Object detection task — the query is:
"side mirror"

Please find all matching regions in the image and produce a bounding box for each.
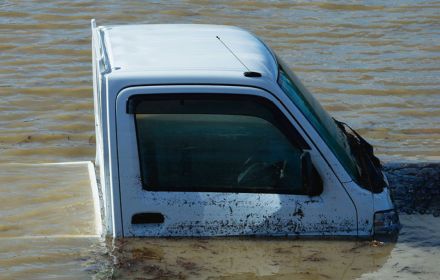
[301,151,323,196]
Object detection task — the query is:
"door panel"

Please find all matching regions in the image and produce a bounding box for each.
[115,85,358,237]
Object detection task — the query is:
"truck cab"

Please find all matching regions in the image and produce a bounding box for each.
[91,20,400,238]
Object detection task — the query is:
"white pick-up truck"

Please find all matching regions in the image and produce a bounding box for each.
[90,19,400,238]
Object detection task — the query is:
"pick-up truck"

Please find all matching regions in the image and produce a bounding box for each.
[90,19,400,238]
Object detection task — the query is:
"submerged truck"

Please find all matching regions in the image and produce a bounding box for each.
[90,20,400,238]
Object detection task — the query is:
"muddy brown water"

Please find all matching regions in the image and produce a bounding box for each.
[1,1,439,279]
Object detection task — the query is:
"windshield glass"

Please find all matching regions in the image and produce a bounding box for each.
[277,58,361,182]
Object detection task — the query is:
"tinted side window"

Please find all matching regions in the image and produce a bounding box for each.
[131,95,310,194]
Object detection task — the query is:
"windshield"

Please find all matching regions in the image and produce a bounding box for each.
[276,58,361,183]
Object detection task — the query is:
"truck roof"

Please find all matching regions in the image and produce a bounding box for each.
[96,24,279,81]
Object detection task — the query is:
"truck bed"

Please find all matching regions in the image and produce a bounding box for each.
[0,161,101,238]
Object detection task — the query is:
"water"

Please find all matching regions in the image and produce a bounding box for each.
[105,215,440,280]
[0,163,102,279]
[1,0,439,279]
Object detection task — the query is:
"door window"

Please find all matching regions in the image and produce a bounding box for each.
[130,94,310,194]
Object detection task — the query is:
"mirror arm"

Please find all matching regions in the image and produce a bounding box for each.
[301,151,323,196]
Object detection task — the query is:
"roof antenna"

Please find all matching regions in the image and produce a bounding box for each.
[216,36,262,78]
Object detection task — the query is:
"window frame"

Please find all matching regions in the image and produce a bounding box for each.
[128,93,311,195]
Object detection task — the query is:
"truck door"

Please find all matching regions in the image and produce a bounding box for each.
[115,85,357,237]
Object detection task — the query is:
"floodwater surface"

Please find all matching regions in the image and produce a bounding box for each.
[106,215,440,280]
[0,0,439,279]
[0,163,102,279]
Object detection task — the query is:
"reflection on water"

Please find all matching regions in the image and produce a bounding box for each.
[2,215,440,279]
[1,0,439,279]
[99,215,440,279]
[107,238,393,280]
